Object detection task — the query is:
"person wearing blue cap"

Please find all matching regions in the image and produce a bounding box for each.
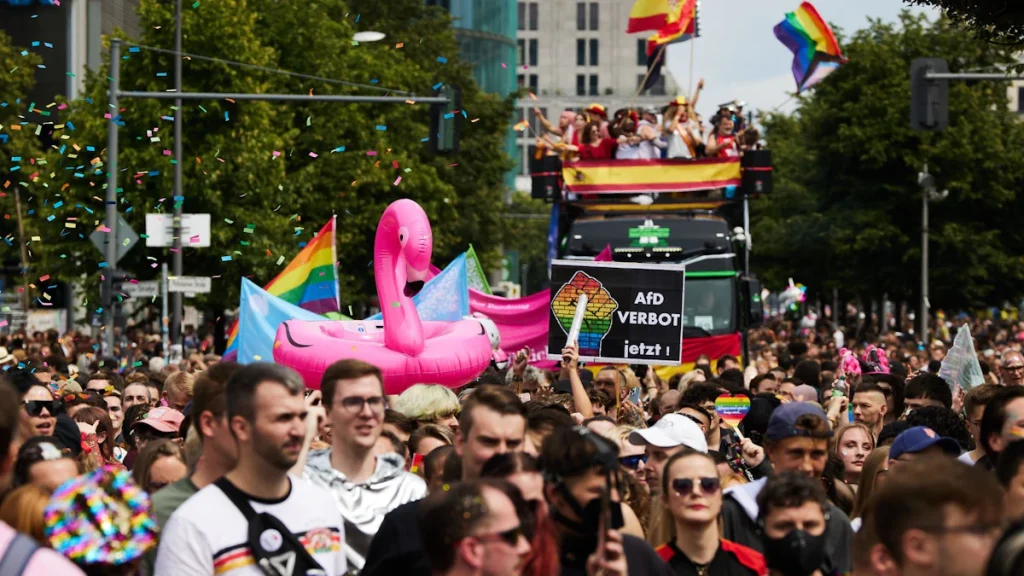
[888,426,960,469]
[719,402,853,573]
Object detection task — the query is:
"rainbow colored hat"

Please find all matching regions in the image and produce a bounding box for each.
[44,465,158,567]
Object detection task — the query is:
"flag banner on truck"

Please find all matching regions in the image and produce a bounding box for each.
[547,260,685,366]
[562,158,741,194]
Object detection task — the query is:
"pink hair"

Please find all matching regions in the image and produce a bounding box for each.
[861,345,890,374]
[838,348,862,378]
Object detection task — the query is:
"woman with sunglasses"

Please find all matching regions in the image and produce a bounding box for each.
[653,449,767,575]
[608,425,648,491]
[21,381,57,439]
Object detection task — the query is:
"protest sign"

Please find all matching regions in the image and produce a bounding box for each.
[547,260,685,365]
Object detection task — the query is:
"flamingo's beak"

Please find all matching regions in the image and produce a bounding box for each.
[404,263,427,298]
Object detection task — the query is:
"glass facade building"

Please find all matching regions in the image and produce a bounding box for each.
[429,0,518,191]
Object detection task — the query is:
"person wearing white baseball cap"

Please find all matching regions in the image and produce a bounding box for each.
[628,414,708,497]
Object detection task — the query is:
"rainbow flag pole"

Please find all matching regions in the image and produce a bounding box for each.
[225,217,340,351]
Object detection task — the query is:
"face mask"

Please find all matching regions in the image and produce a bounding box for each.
[762,529,827,576]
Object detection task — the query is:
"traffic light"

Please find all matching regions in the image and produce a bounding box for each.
[429,85,462,155]
[910,58,949,132]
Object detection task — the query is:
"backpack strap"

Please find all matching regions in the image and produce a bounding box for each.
[0,533,40,576]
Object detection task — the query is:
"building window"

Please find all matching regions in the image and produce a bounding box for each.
[529,74,538,93]
[528,39,538,67]
[589,75,598,96]
[637,39,647,66]
[1019,87,1024,113]
[517,39,525,67]
[518,75,525,89]
[517,145,526,175]
[576,39,586,66]
[576,75,586,96]
[527,145,538,173]
[589,2,599,30]
[517,2,525,31]
[589,39,599,66]
[576,2,586,30]
[528,2,539,31]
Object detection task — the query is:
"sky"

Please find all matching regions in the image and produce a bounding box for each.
[663,0,940,116]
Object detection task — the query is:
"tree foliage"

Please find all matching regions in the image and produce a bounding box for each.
[905,0,1024,47]
[753,11,1024,310]
[14,0,512,315]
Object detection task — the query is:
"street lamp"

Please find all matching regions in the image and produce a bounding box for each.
[918,163,948,344]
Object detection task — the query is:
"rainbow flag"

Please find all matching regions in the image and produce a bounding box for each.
[627,0,671,33]
[773,2,846,92]
[225,217,339,349]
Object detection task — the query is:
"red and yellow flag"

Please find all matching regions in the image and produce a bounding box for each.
[646,0,697,55]
[627,0,671,33]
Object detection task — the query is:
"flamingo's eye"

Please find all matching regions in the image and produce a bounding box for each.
[398,226,410,247]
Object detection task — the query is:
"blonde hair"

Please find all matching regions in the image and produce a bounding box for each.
[675,370,704,393]
[851,446,890,520]
[602,425,636,445]
[393,384,460,423]
[164,371,195,397]
[831,422,876,462]
[0,485,50,543]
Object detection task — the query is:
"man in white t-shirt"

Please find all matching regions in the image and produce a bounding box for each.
[154,363,346,576]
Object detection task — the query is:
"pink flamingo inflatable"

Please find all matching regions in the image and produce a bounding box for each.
[273,199,493,393]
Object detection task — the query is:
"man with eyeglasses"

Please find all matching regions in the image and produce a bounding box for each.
[866,456,1003,576]
[418,480,532,576]
[301,359,426,572]
[1001,350,1024,387]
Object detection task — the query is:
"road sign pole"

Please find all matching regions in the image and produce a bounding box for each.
[162,262,169,363]
[171,0,184,350]
[104,39,121,358]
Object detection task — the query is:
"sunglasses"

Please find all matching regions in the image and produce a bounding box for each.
[477,525,524,547]
[23,400,57,417]
[619,454,648,470]
[671,476,721,496]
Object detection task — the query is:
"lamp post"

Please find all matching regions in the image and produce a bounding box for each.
[918,163,948,345]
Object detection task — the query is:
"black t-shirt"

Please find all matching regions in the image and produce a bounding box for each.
[361,500,430,576]
[655,540,766,576]
[559,533,675,576]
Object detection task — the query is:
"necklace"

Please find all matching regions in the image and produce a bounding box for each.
[694,563,709,576]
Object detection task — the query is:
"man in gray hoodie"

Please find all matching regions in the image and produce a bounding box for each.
[720,402,853,573]
[303,359,427,571]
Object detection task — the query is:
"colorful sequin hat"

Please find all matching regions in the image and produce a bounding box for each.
[44,465,158,567]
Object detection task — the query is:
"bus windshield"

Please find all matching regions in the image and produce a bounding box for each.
[684,277,736,335]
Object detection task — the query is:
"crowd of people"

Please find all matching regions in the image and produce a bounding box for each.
[2,318,1024,575]
[532,81,760,162]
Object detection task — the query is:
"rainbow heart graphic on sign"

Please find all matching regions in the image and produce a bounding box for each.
[551,271,619,357]
[714,394,751,427]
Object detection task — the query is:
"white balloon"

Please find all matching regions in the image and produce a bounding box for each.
[353,31,386,42]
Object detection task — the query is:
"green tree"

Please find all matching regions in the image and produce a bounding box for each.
[0,31,42,179]
[905,0,1024,46]
[753,11,1024,311]
[499,191,550,294]
[247,0,514,308]
[21,0,512,318]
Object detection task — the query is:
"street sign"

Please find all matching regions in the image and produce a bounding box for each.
[123,280,160,299]
[546,260,685,365]
[145,213,211,247]
[167,276,212,294]
[90,215,139,264]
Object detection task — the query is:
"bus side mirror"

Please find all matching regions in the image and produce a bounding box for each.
[740,275,764,328]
